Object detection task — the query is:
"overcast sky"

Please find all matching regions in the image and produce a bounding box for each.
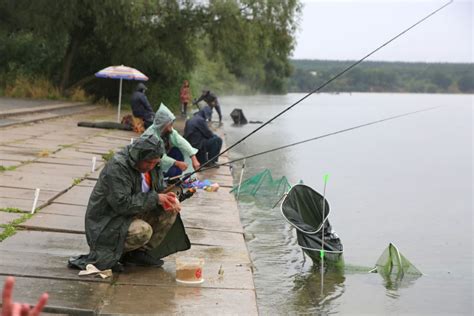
[292,0,473,62]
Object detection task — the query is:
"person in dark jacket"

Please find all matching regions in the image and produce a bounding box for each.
[68,135,191,272]
[184,109,223,165]
[130,82,155,128]
[193,90,222,122]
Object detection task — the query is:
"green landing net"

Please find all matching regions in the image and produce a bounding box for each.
[374,243,422,278]
[231,169,291,198]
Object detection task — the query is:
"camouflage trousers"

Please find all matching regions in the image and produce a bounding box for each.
[124,211,177,253]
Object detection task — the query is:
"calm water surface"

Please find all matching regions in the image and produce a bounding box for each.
[218,93,472,315]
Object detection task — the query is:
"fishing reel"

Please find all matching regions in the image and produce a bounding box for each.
[165,179,196,202]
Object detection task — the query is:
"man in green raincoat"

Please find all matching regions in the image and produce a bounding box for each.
[142,103,201,178]
[68,135,191,272]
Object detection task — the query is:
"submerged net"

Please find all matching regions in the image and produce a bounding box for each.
[375,243,422,277]
[231,169,291,198]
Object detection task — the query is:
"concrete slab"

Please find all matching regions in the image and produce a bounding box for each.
[0,172,72,192]
[199,166,234,177]
[49,148,100,161]
[0,275,111,315]
[0,250,111,283]
[186,228,246,248]
[12,138,67,148]
[0,187,57,202]
[99,284,258,315]
[0,146,39,161]
[0,153,36,162]
[0,211,23,225]
[17,162,92,178]
[83,137,128,146]
[0,160,22,168]
[85,167,104,180]
[0,129,40,139]
[0,231,88,256]
[0,197,45,213]
[75,146,115,155]
[54,186,93,206]
[115,260,254,290]
[36,156,102,168]
[2,142,59,153]
[76,179,97,187]
[182,197,240,214]
[171,244,251,264]
[183,216,243,234]
[20,213,84,233]
[181,206,243,234]
[192,187,237,201]
[39,203,86,217]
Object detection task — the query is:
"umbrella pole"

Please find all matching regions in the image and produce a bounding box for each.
[117,78,123,123]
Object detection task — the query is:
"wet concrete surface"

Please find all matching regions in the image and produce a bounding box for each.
[0,211,22,225]
[0,275,110,315]
[20,212,85,233]
[0,104,257,315]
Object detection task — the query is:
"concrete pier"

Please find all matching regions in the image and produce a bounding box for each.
[0,103,258,315]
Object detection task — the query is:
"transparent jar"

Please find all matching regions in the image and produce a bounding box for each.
[175,257,205,284]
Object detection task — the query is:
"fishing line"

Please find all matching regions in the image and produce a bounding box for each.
[204,1,452,162]
[166,0,452,189]
[198,106,440,170]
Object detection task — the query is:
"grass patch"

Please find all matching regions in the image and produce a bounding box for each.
[73,178,83,185]
[0,207,23,213]
[0,213,32,242]
[2,75,91,102]
[0,225,16,242]
[59,144,73,149]
[4,76,62,100]
[69,87,91,102]
[95,97,114,108]
[102,150,115,162]
[0,165,17,172]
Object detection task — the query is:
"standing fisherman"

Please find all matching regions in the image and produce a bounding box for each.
[193,89,223,122]
[68,135,190,272]
[179,80,192,118]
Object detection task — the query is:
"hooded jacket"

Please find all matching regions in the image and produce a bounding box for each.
[130,83,154,121]
[184,109,215,150]
[142,103,198,173]
[68,135,190,270]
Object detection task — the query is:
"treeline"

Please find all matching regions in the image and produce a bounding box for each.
[288,60,474,94]
[0,0,301,111]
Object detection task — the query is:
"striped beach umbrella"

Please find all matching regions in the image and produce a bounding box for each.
[95,65,149,122]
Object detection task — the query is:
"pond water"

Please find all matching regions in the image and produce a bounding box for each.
[219,93,472,315]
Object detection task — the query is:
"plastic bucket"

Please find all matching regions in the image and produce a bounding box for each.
[175,257,205,284]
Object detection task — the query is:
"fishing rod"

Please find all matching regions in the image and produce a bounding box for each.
[195,106,440,171]
[165,0,452,191]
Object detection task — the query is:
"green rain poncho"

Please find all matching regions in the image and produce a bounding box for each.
[68,135,190,270]
[142,103,198,174]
